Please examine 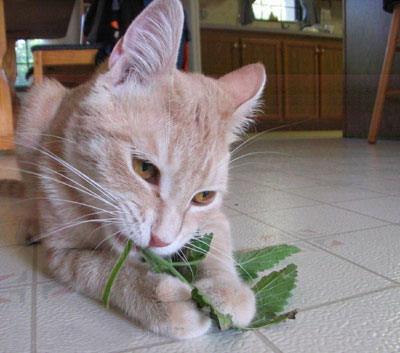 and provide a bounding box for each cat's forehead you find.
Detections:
[81,71,232,167]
